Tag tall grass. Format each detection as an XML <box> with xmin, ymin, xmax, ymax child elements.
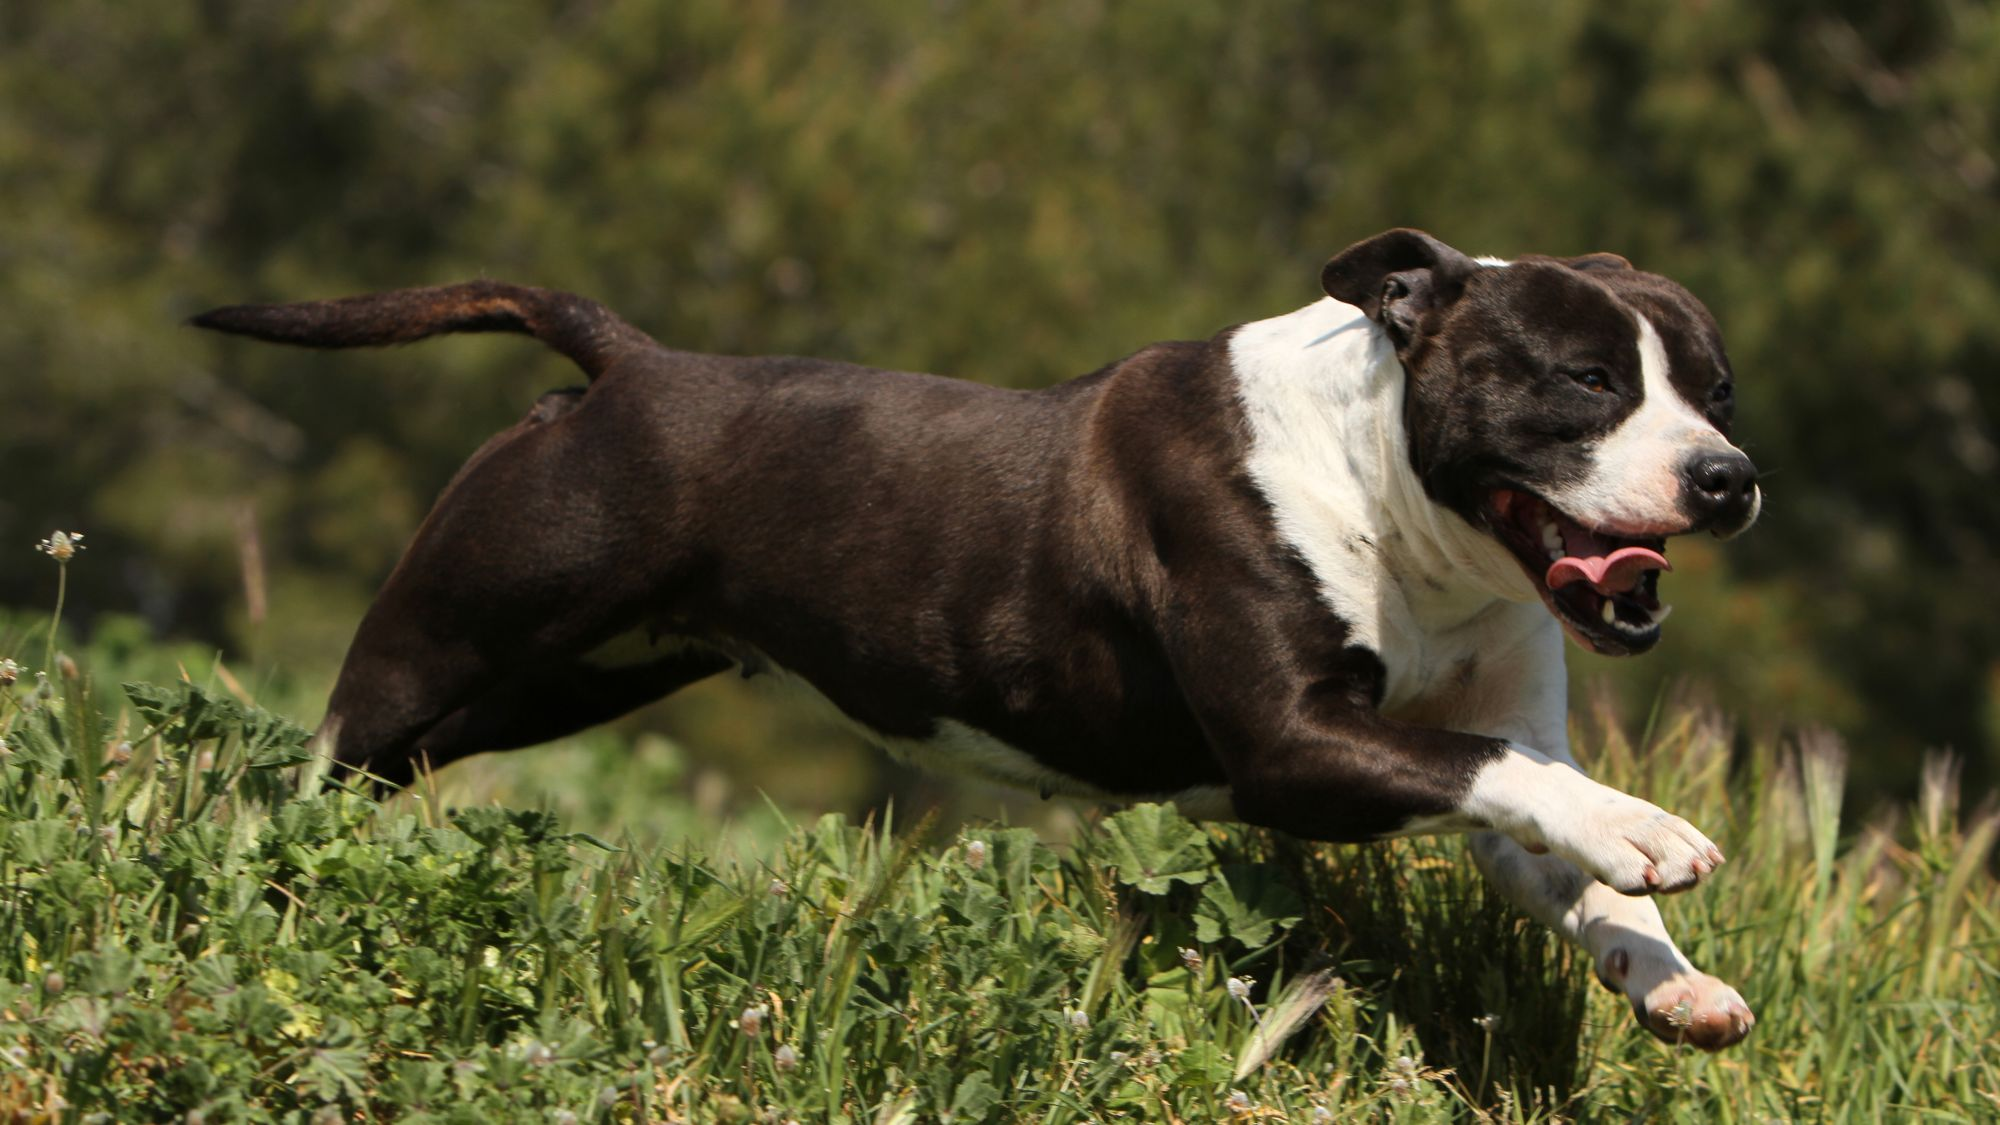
<box><xmin>0</xmin><ymin>645</ymin><xmax>1995</xmax><ymax>1120</ymax></box>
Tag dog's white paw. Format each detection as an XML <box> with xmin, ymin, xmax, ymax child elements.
<box><xmin>1538</xmin><ymin>788</ymin><xmax>1723</xmax><ymax>896</ymax></box>
<box><xmin>1599</xmin><ymin>949</ymin><xmax>1755</xmax><ymax>1050</ymax></box>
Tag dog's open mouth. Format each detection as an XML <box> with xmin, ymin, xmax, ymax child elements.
<box><xmin>1488</xmin><ymin>489</ymin><xmax>1672</xmax><ymax>655</ymax></box>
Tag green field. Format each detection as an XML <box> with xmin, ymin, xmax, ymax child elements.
<box><xmin>2</xmin><ymin>642</ymin><xmax>1996</xmax><ymax>1124</ymax></box>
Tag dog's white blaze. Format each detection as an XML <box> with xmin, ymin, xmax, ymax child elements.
<box><xmin>1229</xmin><ymin>295</ymin><xmax>1544</xmax><ymax>709</ymax></box>
<box><xmin>1542</xmin><ymin>315</ymin><xmax>1751</xmax><ymax>533</ymax></box>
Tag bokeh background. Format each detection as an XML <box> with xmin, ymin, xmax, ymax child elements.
<box><xmin>3</xmin><ymin>1</ymin><xmax>1996</xmax><ymax>833</ymax></box>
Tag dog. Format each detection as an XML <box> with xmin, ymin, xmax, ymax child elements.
<box><xmin>194</xmin><ymin>228</ymin><xmax>1760</xmax><ymax>1049</ymax></box>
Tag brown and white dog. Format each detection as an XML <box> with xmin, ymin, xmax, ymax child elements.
<box><xmin>194</xmin><ymin>228</ymin><xmax>1760</xmax><ymax>1048</ymax></box>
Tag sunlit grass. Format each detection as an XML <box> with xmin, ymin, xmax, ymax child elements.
<box><xmin>0</xmin><ymin>542</ymin><xmax>1995</xmax><ymax>1121</ymax></box>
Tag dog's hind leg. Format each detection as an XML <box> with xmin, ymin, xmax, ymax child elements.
<box><xmin>314</xmin><ymin>387</ymin><xmax>692</xmax><ymax>787</ymax></box>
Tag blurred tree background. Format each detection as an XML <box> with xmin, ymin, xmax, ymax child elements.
<box><xmin>1</xmin><ymin>0</ymin><xmax>1996</xmax><ymax>821</ymax></box>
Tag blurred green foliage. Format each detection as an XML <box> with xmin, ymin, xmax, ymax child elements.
<box><xmin>1</xmin><ymin>1</ymin><xmax>1997</xmax><ymax>809</ymax></box>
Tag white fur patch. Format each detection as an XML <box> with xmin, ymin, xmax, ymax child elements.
<box><xmin>1426</xmin><ymin>742</ymin><xmax>1720</xmax><ymax>894</ymax></box>
<box><xmin>1228</xmin><ymin>296</ymin><xmax>1543</xmax><ymax>709</ymax></box>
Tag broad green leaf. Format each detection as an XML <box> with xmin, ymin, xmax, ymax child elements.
<box><xmin>1097</xmin><ymin>804</ymin><xmax>1213</xmax><ymax>894</ymax></box>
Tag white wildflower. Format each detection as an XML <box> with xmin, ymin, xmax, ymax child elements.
<box><xmin>740</xmin><ymin>1004</ymin><xmax>768</xmax><ymax>1036</ymax></box>
<box><xmin>773</xmin><ymin>1043</ymin><xmax>800</xmax><ymax>1072</ymax></box>
<box><xmin>963</xmin><ymin>839</ymin><xmax>988</xmax><ymax>871</ymax></box>
<box><xmin>1178</xmin><ymin>946</ymin><xmax>1202</xmax><ymax>972</ymax></box>
<box><xmin>1226</xmin><ymin>976</ymin><xmax>1253</xmax><ymax>1002</ymax></box>
<box><xmin>35</xmin><ymin>530</ymin><xmax>84</xmax><ymax>563</ymax></box>
<box><xmin>1224</xmin><ymin>1089</ymin><xmax>1252</xmax><ymax>1114</ymax></box>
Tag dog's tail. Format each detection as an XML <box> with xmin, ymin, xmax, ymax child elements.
<box><xmin>189</xmin><ymin>280</ymin><xmax>655</xmax><ymax>379</ymax></box>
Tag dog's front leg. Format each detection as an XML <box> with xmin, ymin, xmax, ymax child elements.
<box><xmin>1449</xmin><ymin>670</ymin><xmax>1753</xmax><ymax>1049</ymax></box>
<box><xmin>1469</xmin><ymin>824</ymin><xmax>1754</xmax><ymax>1050</ymax></box>
<box><xmin>1217</xmin><ymin>715</ymin><xmax>1725</xmax><ymax>897</ymax></box>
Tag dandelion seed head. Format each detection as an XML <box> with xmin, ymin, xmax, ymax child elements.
<box><xmin>774</xmin><ymin>1043</ymin><xmax>800</xmax><ymax>1072</ymax></box>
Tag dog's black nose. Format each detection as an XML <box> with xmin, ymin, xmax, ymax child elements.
<box><xmin>1682</xmin><ymin>452</ymin><xmax>1758</xmax><ymax>528</ymax></box>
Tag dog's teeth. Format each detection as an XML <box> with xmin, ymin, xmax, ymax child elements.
<box><xmin>1649</xmin><ymin>603</ymin><xmax>1674</xmax><ymax>624</ymax></box>
<box><xmin>1602</xmin><ymin>600</ymin><xmax>1617</xmax><ymax>625</ymax></box>
<box><xmin>1547</xmin><ymin>548</ymin><xmax>1564</xmax><ymax>561</ymax></box>
<box><xmin>1541</xmin><ymin>521</ymin><xmax>1563</xmax><ymax>552</ymax></box>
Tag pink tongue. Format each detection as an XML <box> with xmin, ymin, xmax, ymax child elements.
<box><xmin>1546</xmin><ymin>546</ymin><xmax>1671</xmax><ymax>595</ymax></box>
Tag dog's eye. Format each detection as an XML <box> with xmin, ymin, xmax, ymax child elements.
<box><xmin>1710</xmin><ymin>381</ymin><xmax>1734</xmax><ymax>405</ymax></box>
<box><xmin>1569</xmin><ymin>368</ymin><xmax>1611</xmax><ymax>393</ymax></box>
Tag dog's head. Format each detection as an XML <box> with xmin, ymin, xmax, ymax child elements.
<box><xmin>1323</xmin><ymin>228</ymin><xmax>1759</xmax><ymax>656</ymax></box>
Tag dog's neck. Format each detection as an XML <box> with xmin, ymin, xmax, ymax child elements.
<box><xmin>1229</xmin><ymin>297</ymin><xmax>1534</xmax><ymax>645</ymax></box>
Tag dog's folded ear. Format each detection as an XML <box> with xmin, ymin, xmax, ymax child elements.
<box><xmin>1321</xmin><ymin>229</ymin><xmax>1479</xmax><ymax>350</ymax></box>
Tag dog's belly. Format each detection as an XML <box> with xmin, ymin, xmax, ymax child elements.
<box><xmin>581</xmin><ymin>628</ymin><xmax>1237</xmax><ymax>818</ymax></box>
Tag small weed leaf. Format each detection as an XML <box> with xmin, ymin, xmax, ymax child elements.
<box><xmin>6</xmin><ymin>711</ymin><xmax>65</xmax><ymax>774</ymax></box>
<box><xmin>1098</xmin><ymin>803</ymin><xmax>1213</xmax><ymax>894</ymax></box>
<box><xmin>121</xmin><ymin>679</ymin><xmax>187</xmax><ymax>727</ymax></box>
<box><xmin>1193</xmin><ymin>864</ymin><xmax>1306</xmax><ymax>948</ymax></box>
<box><xmin>945</xmin><ymin>1070</ymin><xmax>1002</xmax><ymax>1122</ymax></box>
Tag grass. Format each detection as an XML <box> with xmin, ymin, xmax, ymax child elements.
<box><xmin>0</xmin><ymin>650</ymin><xmax>1996</xmax><ymax>1121</ymax></box>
